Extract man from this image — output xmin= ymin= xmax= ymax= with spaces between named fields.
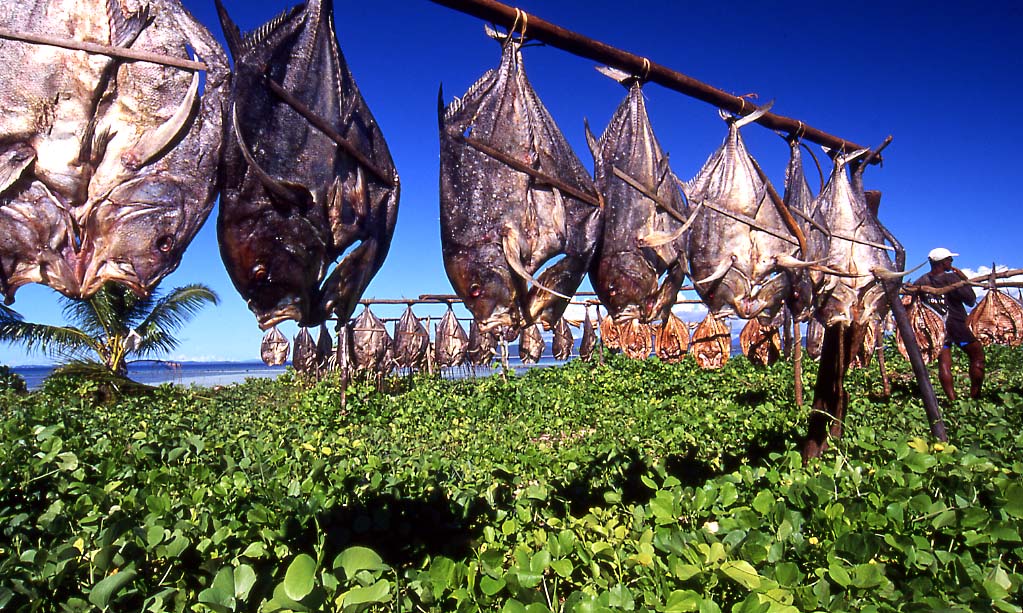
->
xmin=914 ymin=247 xmax=984 ymax=401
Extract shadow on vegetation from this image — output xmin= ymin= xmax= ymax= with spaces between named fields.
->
xmin=312 ymin=487 xmax=493 ymax=568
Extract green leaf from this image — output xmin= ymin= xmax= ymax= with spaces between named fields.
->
xmin=334 ymin=546 xmax=386 ymax=579
xmin=752 ymin=490 xmax=775 ymax=514
xmin=480 ymin=575 xmax=506 ymax=596
xmin=284 ymin=554 xmax=316 ymax=601
xmin=1002 ymin=483 xmax=1023 ymax=518
xmin=89 ymin=568 xmax=137 ymax=609
xmin=828 ymin=562 xmax=851 ymax=588
xmin=983 ymin=567 xmax=1012 ymax=600
xmin=234 ymin=564 xmax=257 ymax=600
xmin=720 ymin=560 xmax=761 ymax=589
xmin=665 ymin=589 xmax=702 ymax=612
xmin=340 ymin=579 xmax=390 ymax=606
xmin=551 ymin=559 xmax=573 ymax=578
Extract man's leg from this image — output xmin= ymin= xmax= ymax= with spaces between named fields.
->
xmin=938 ymin=346 xmax=956 ymax=402
xmin=964 ymin=341 xmax=985 ymax=399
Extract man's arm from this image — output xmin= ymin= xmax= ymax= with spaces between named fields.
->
xmin=951 ymin=267 xmax=977 ymax=306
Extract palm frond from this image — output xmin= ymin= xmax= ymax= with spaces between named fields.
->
xmin=133 ymin=328 xmax=181 ymax=358
xmin=136 ymin=284 xmax=219 ymax=338
xmin=0 ymin=318 xmax=99 ymax=360
xmin=0 ymin=304 xmax=24 ymax=323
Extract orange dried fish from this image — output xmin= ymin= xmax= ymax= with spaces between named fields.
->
xmin=896 ymin=298 xmax=944 ymax=364
xmin=967 ymin=289 xmax=1023 ymax=347
xmin=618 ymin=319 xmax=652 ymax=360
xmin=654 ymin=312 xmax=690 ymax=363
xmin=691 ymin=314 xmax=730 ymax=369
xmin=739 ymin=319 xmax=781 ymax=366
xmin=600 ymin=315 xmax=621 ymax=351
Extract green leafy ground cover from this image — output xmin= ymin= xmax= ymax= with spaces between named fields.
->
xmin=1 ymin=346 xmax=1022 ymax=612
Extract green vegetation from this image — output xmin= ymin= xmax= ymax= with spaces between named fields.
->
xmin=0 ymin=283 xmax=218 ymax=377
xmin=1 ymin=346 xmax=1021 ymax=612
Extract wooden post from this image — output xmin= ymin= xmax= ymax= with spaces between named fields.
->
xmin=793 ymin=322 xmax=803 ymax=407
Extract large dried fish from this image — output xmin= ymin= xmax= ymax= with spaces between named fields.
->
xmin=0 ymin=0 xmax=228 ymax=301
xmin=618 ymin=319 xmax=652 ymax=360
xmin=739 ymin=318 xmax=781 ymax=366
xmin=586 ymin=71 xmax=687 ymax=324
xmin=967 ymin=289 xmax=1023 ymax=346
xmin=292 ymin=327 xmax=318 ymax=374
xmin=896 ymin=297 xmax=944 ymax=364
xmin=351 ymin=307 xmax=391 ymax=373
xmin=434 ymin=308 xmax=468 ymax=368
xmin=686 ymin=109 xmax=802 ymax=321
xmin=260 ymin=326 xmax=290 ymax=366
xmin=216 ymin=0 xmax=399 ymax=329
xmin=691 ymin=313 xmax=730 ymax=369
xmin=467 ymin=319 xmax=497 ymax=366
xmin=579 ymin=308 xmax=598 ymax=362
xmin=392 ymin=305 xmax=430 ymax=369
xmin=439 ymin=30 xmax=602 ymax=333
xmin=654 ymin=311 xmax=690 ymax=363
xmin=551 ymin=317 xmax=573 ymax=361
xmin=781 ymin=137 xmax=824 ymax=321
xmin=518 ymin=323 xmax=544 ymax=364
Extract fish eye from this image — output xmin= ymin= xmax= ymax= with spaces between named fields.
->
xmin=253 ymin=264 xmax=268 ymax=283
xmin=156 ymin=235 xmax=174 ymax=252
xmin=469 ymin=283 xmax=482 ymax=298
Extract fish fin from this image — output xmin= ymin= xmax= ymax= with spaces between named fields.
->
xmin=0 ymin=145 xmax=36 ymax=196
xmin=595 ymin=65 xmax=640 ymax=86
xmin=694 ymin=258 xmax=735 ymax=287
xmin=501 ymin=231 xmax=571 ymax=300
xmin=240 ymin=4 xmax=305 ymax=53
xmin=733 ymin=100 xmax=774 ymax=128
xmin=107 ymin=0 xmax=151 ymax=48
xmin=637 ymin=226 xmax=685 ymax=248
xmin=584 ymin=119 xmax=601 ymax=161
xmin=836 ymin=147 xmax=870 ymax=168
xmin=121 ymin=61 xmax=200 ymax=170
xmin=213 ymin=0 xmax=244 ymax=58
xmin=231 ymin=104 xmax=312 ymax=210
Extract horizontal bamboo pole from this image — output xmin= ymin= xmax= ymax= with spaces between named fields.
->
xmin=428 ymin=0 xmax=880 ymax=160
xmin=0 ymin=27 xmax=207 ymax=71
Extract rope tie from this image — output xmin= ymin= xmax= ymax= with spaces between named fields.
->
xmin=510 ymin=8 xmax=528 ymax=40
xmin=640 ymin=57 xmax=651 ymax=81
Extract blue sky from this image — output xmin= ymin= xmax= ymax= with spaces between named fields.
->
xmin=3 ymin=0 xmax=1022 ymax=365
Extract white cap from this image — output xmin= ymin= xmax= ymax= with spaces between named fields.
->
xmin=928 ymin=247 xmax=959 ymax=262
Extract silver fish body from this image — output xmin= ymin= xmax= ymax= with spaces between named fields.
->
xmin=466 ymin=319 xmax=497 ymax=366
xmin=781 ymin=139 xmax=824 ymax=321
xmin=392 ymin=305 xmax=429 ymax=370
xmin=579 ymin=309 xmax=597 ymax=361
xmin=587 ymin=81 xmax=687 ymax=324
xmin=292 ymin=327 xmax=318 ymax=374
xmin=551 ymin=317 xmax=573 ymax=360
xmin=351 ymin=307 xmax=391 ymax=373
xmin=260 ymin=325 xmax=290 ymax=366
xmin=518 ymin=323 xmax=544 ymax=364
xmin=434 ymin=309 xmax=468 ymax=368
xmin=439 ymin=35 xmax=601 ymax=333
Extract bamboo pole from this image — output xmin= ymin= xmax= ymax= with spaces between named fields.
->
xmin=0 ymin=27 xmax=207 ymax=71
xmin=427 ymin=0 xmax=880 ymax=159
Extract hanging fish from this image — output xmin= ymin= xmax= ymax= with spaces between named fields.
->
xmin=599 ymin=314 xmax=621 ymax=351
xmin=216 ymin=0 xmax=399 ymax=330
xmin=685 ymin=107 xmax=805 ymax=321
xmin=434 ymin=308 xmax=468 ymax=368
xmin=518 ymin=323 xmax=544 ymax=364
xmin=467 ymin=319 xmax=497 ymax=367
xmin=586 ymin=69 xmax=688 ymax=325
xmin=850 ymin=317 xmax=881 ymax=369
xmin=335 ymin=320 xmax=353 ymax=380
xmin=739 ymin=318 xmax=781 ymax=366
xmin=967 ymin=288 xmax=1023 ymax=346
xmin=351 ymin=307 xmax=392 ymax=373
xmin=691 ymin=313 xmax=730 ymax=369
xmin=618 ymin=319 xmax=652 ymax=360
xmin=655 ymin=311 xmax=690 ymax=363
xmin=260 ymin=326 xmax=290 ymax=366
xmin=896 ymin=297 xmax=944 ymax=364
xmin=805 ymin=317 xmax=824 ymax=359
xmin=0 ymin=0 xmax=228 ymax=302
xmin=579 ymin=308 xmax=598 ymax=362
xmin=781 ymin=136 xmax=825 ymax=321
xmin=393 ymin=305 xmax=430 ymax=370
xmin=315 ymin=323 xmax=333 ymax=372
xmin=439 ymin=28 xmax=602 ymax=334
xmin=551 ymin=317 xmax=573 ymax=361
xmin=292 ymin=327 xmax=318 ymax=374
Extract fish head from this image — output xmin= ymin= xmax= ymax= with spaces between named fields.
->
xmin=593 ymin=252 xmax=659 ymax=322
xmin=81 ymin=176 xmax=191 ymax=297
xmin=219 ymin=207 xmax=326 ymax=329
xmin=734 ymin=273 xmax=790 ymax=320
xmin=444 ymin=245 xmax=519 ymax=331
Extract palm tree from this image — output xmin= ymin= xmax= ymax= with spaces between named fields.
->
xmin=0 ymin=283 xmax=218 ymax=377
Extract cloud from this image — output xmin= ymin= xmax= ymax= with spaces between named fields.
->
xmin=168 ymin=353 xmax=227 ymax=363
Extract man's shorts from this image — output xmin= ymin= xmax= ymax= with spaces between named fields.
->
xmin=944 ymin=318 xmax=978 ymax=349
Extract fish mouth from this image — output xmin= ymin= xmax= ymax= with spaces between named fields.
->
xmin=80 ymin=260 xmax=146 ymax=297
xmin=253 ymin=299 xmax=304 ymax=330
xmin=612 ymin=305 xmax=643 ymax=325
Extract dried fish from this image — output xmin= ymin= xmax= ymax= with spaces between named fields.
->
xmin=691 ymin=313 xmax=730 ymax=369
xmin=654 ymin=311 xmax=690 ymax=363
xmin=781 ymin=137 xmax=824 ymax=321
xmin=315 ymin=323 xmax=333 ymax=372
xmin=393 ymin=305 xmax=430 ymax=370
xmin=439 ymin=30 xmax=601 ymax=332
xmin=551 ymin=317 xmax=573 ymax=361
xmin=351 ymin=307 xmax=391 ymax=373
xmin=805 ymin=317 xmax=824 ymax=359
xmin=467 ymin=319 xmax=497 ymax=367
xmin=896 ymin=297 xmax=944 ymax=364
xmin=686 ymin=109 xmax=801 ymax=321
xmin=292 ymin=327 xmax=317 ymax=374
xmin=967 ymin=289 xmax=1023 ymax=346
xmin=260 ymin=326 xmax=290 ymax=366
xmin=586 ymin=71 xmax=687 ymax=324
xmin=434 ymin=308 xmax=468 ymax=368
xmin=599 ymin=314 xmax=621 ymax=351
xmin=579 ymin=308 xmax=598 ymax=362
xmin=618 ymin=319 xmax=652 ymax=360
xmin=739 ymin=318 xmax=781 ymax=366
xmin=0 ymin=0 xmax=228 ymax=301
xmin=518 ymin=323 xmax=544 ymax=364
xmin=850 ymin=317 xmax=881 ymax=369
xmin=216 ymin=0 xmax=399 ymax=329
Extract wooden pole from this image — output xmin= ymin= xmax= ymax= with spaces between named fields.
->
xmin=428 ymin=0 xmax=881 ymax=159
xmin=0 ymin=27 xmax=207 ymax=71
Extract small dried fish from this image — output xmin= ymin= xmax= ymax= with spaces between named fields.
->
xmin=351 ymin=307 xmax=392 ymax=373
xmin=579 ymin=309 xmax=598 ymax=362
xmin=292 ymin=327 xmax=318 ymax=375
xmin=434 ymin=308 xmax=468 ymax=368
xmin=691 ymin=313 xmax=730 ymax=369
xmin=260 ymin=326 xmax=290 ymax=366
xmin=467 ymin=319 xmax=497 ymax=367
xmin=551 ymin=317 xmax=573 ymax=361
xmin=654 ymin=311 xmax=690 ymax=363
xmin=618 ymin=319 xmax=652 ymax=360
xmin=315 ymin=323 xmax=333 ymax=372
xmin=600 ymin=315 xmax=621 ymax=351
xmin=518 ymin=323 xmax=544 ymax=364
xmin=393 ymin=305 xmax=429 ymax=369
xmin=805 ymin=317 xmax=824 ymax=359
xmin=967 ymin=289 xmax=1023 ymax=346
xmin=739 ymin=318 xmax=781 ymax=366
xmin=896 ymin=297 xmax=944 ymax=364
